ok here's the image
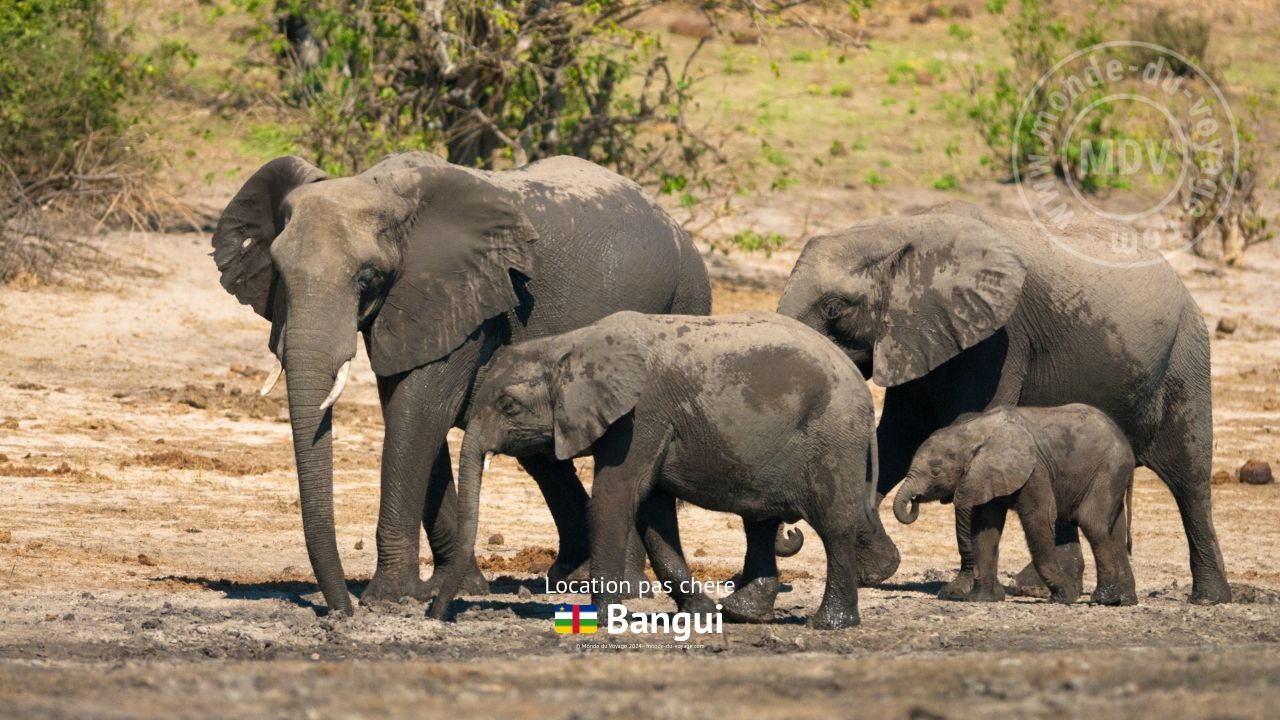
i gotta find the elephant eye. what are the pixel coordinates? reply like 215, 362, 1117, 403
497, 394, 521, 416
820, 297, 848, 320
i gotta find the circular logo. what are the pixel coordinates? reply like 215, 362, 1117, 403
1012, 41, 1237, 267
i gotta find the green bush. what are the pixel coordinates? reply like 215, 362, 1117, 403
0, 0, 134, 182
959, 0, 1125, 190
0, 0, 195, 285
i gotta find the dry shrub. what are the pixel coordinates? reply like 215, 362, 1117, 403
1130, 8, 1212, 77
0, 1, 196, 287
1186, 97, 1273, 266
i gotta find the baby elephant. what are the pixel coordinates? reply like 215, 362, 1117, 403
893, 405, 1136, 606
429, 311, 895, 629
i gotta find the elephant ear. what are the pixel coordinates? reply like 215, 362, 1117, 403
871, 214, 1027, 387
954, 410, 1037, 508
211, 156, 327, 319
368, 167, 538, 376
550, 321, 649, 460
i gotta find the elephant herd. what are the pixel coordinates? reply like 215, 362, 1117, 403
212, 151, 1231, 627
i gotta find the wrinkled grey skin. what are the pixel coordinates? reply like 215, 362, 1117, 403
894, 405, 1137, 606
429, 311, 898, 630
212, 152, 710, 614
778, 201, 1229, 604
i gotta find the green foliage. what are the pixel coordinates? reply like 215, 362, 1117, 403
933, 173, 960, 190
729, 229, 786, 256
864, 169, 887, 187
0, 0, 134, 180
232, 0, 719, 186
0, 0, 197, 285
959, 0, 1126, 190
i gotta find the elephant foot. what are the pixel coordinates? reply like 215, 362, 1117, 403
361, 560, 489, 605
547, 555, 590, 584
938, 569, 975, 601
720, 577, 780, 623
808, 603, 860, 630
1048, 586, 1080, 605
1189, 579, 1232, 605
966, 583, 1005, 603
1092, 584, 1137, 606
677, 593, 718, 615
1004, 563, 1050, 599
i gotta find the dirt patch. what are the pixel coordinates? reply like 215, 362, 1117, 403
478, 546, 558, 574
122, 449, 280, 476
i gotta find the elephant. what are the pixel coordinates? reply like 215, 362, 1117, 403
427, 311, 900, 629
777, 201, 1230, 604
211, 151, 711, 614
893, 404, 1137, 606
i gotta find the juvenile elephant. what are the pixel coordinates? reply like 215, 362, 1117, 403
212, 152, 710, 614
893, 405, 1137, 606
428, 311, 899, 629
777, 201, 1229, 604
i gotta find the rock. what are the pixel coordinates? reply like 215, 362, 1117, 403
137, 553, 157, 566
1238, 459, 1274, 485
1216, 316, 1240, 334
0, 530, 10, 543
908, 11, 928, 23
1211, 469, 1234, 485
951, 4, 973, 18
354, 539, 364, 550
487, 533, 504, 546
517, 585, 533, 599
694, 547, 708, 557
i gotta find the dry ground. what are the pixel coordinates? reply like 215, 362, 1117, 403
0, 225, 1278, 719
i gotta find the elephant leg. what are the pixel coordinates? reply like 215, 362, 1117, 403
587, 416, 666, 609
1016, 486, 1078, 605
517, 454, 591, 582
720, 519, 782, 623
1141, 425, 1230, 604
636, 488, 714, 614
1006, 522, 1083, 599
363, 357, 484, 604
807, 511, 861, 630
967, 503, 1007, 602
1080, 508, 1137, 606
937, 506, 976, 600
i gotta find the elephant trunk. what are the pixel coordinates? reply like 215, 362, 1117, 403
427, 427, 487, 620
282, 291, 359, 616
774, 525, 804, 557
893, 475, 923, 525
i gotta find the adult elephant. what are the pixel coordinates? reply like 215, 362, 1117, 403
777, 201, 1230, 604
211, 151, 711, 614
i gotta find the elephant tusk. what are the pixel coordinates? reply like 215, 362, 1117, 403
260, 362, 283, 396
483, 452, 492, 471
319, 360, 351, 411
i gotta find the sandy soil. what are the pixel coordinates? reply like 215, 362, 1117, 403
1, 227, 1279, 719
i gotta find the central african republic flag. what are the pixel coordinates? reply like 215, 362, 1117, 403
554, 604, 597, 634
